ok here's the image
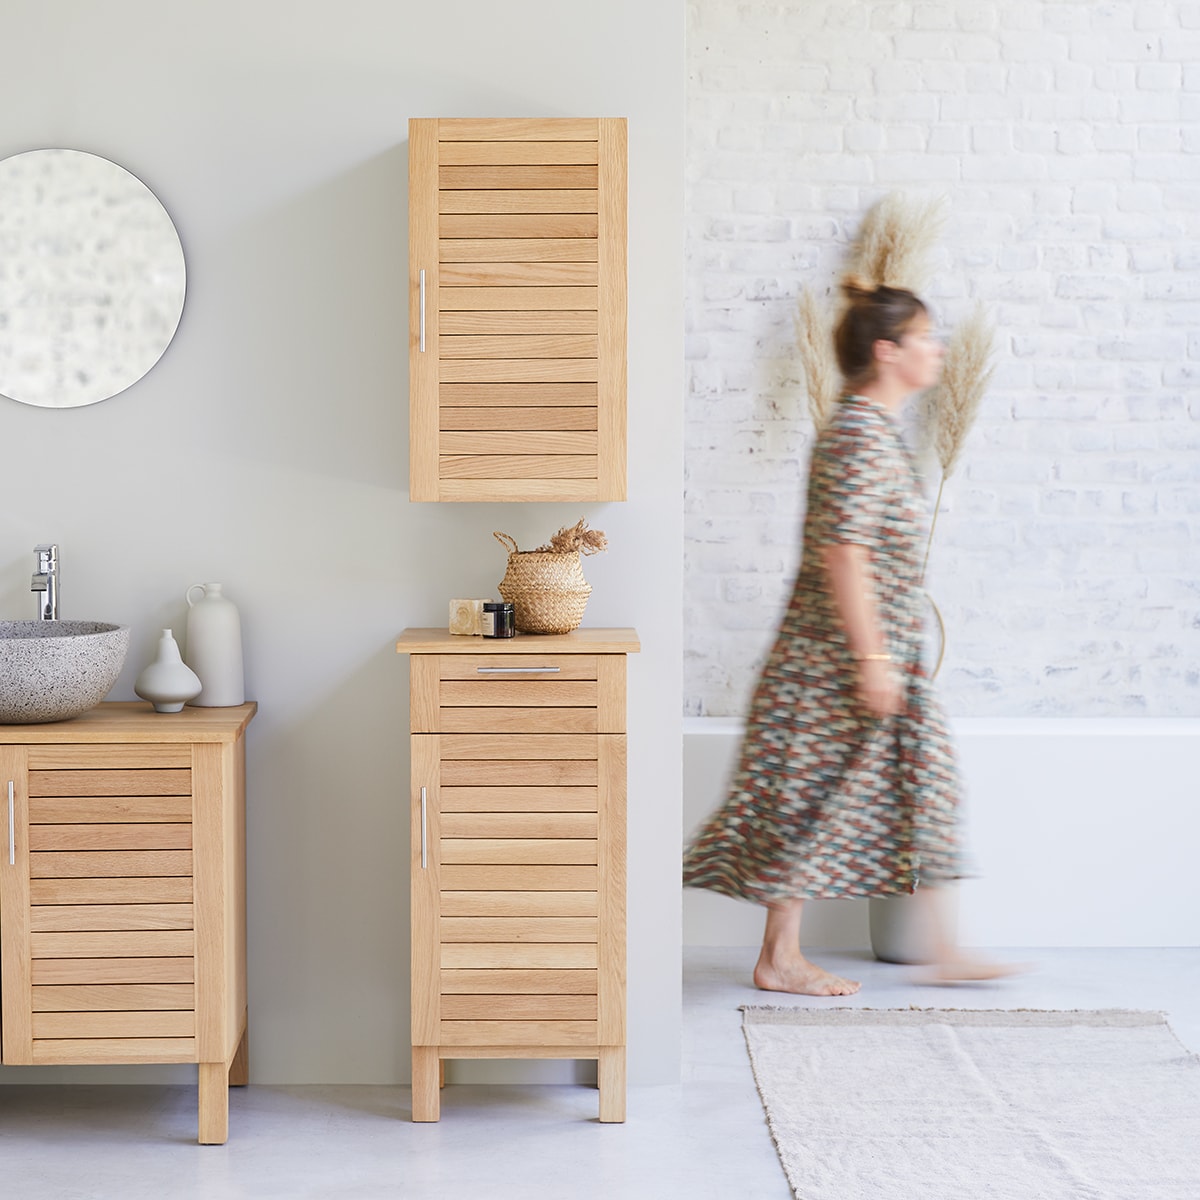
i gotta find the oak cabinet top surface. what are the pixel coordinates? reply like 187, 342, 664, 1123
396, 627, 639, 655
0, 701, 257, 744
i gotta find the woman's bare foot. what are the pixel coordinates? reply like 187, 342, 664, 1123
917, 955, 1030, 985
754, 953, 861, 996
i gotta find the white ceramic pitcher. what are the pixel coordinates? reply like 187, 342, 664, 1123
184, 582, 244, 706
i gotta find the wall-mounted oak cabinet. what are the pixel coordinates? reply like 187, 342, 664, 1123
409, 118, 627, 502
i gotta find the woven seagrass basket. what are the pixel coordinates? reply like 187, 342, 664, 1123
494, 531, 591, 634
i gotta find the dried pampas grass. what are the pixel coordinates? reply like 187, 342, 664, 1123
795, 286, 840, 430
919, 303, 995, 581
843, 191, 948, 293
928, 303, 995, 476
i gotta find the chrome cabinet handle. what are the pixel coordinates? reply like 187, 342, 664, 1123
7, 780, 13, 866
420, 786, 427, 870
419, 269, 426, 353
475, 666, 561, 674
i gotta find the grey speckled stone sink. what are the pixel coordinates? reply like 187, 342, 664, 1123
0, 620, 130, 724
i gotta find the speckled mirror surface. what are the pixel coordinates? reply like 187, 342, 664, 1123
0, 148, 186, 408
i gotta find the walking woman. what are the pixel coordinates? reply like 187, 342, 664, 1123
683, 279, 1016, 995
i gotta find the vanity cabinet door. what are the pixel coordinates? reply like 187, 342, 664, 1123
0, 746, 32, 1063
409, 117, 627, 503
437, 729, 603, 1051
0, 744, 196, 1066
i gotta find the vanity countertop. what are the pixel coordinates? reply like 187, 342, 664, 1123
0, 700, 257, 743
396, 627, 640, 655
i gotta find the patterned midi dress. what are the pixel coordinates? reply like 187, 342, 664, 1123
682, 394, 964, 905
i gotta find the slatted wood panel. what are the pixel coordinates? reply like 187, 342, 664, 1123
432, 717, 605, 1054
410, 117, 626, 502
22, 752, 196, 1061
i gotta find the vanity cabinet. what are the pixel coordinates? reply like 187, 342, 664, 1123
408, 117, 627, 503
0, 701, 255, 1144
396, 628, 638, 1122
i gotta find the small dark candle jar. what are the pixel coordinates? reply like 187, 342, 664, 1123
481, 601, 515, 638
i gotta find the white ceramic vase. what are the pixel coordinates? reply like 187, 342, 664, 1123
135, 629, 202, 713
184, 582, 244, 706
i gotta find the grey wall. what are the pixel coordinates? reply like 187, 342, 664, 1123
0, 0, 684, 1086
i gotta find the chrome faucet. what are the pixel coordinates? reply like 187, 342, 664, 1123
32, 544, 59, 620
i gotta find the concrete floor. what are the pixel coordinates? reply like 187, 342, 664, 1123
1, 948, 1196, 1199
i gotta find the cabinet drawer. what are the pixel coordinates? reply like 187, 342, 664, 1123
410, 653, 625, 732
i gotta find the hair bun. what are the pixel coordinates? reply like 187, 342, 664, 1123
841, 274, 877, 303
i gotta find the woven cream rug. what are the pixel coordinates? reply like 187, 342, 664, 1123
741, 1007, 1200, 1200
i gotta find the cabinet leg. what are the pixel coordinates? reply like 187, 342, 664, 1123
229, 1024, 249, 1087
439, 1058, 446, 1089
198, 1062, 229, 1144
598, 1047, 626, 1124
412, 1046, 441, 1122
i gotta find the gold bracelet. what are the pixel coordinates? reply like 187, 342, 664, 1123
854, 652, 891, 662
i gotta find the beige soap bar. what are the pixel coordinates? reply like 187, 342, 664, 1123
448, 598, 488, 636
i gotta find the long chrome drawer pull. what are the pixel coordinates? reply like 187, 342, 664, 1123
7, 780, 13, 866
419, 269, 426, 352
475, 666, 562, 674
420, 786, 427, 870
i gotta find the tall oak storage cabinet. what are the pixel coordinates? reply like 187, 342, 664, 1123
0, 701, 255, 1144
396, 628, 638, 1122
408, 117, 627, 502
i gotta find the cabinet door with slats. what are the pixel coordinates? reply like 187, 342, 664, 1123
412, 730, 603, 1051
0, 745, 197, 1066
410, 117, 627, 502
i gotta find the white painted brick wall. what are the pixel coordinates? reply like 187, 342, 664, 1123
685, 0, 1200, 717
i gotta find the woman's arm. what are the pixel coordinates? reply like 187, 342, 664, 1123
822, 543, 902, 718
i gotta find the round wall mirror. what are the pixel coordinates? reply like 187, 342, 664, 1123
0, 148, 186, 409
